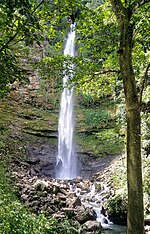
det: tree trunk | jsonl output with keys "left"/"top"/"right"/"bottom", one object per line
{"left": 119, "top": 13, "right": 145, "bottom": 234}
{"left": 126, "top": 105, "right": 144, "bottom": 234}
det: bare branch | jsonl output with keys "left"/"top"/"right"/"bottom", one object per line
{"left": 32, "top": 0, "right": 45, "bottom": 14}
{"left": 75, "top": 69, "right": 120, "bottom": 86}
{"left": 139, "top": 63, "right": 150, "bottom": 103}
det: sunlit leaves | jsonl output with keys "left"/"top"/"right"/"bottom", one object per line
{"left": 71, "top": 0, "right": 149, "bottom": 100}
{"left": 0, "top": 0, "right": 149, "bottom": 100}
{"left": 0, "top": 49, "right": 26, "bottom": 96}
{"left": 66, "top": 1, "right": 119, "bottom": 97}
{"left": 0, "top": 0, "right": 44, "bottom": 93}
{"left": 131, "top": 2, "right": 150, "bottom": 85}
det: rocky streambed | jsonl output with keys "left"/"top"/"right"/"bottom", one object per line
{"left": 11, "top": 151, "right": 150, "bottom": 234}
{"left": 10, "top": 154, "right": 128, "bottom": 234}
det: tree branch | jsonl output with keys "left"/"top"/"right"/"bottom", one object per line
{"left": 0, "top": 32, "right": 18, "bottom": 53}
{"left": 75, "top": 69, "right": 120, "bottom": 86}
{"left": 139, "top": 63, "right": 150, "bottom": 103}
{"left": 132, "top": 0, "right": 150, "bottom": 12}
{"left": 110, "top": 0, "right": 125, "bottom": 23}
{"left": 94, "top": 69, "right": 119, "bottom": 76}
{"left": 32, "top": 0, "right": 45, "bottom": 14}
{"left": 0, "top": 0, "right": 45, "bottom": 53}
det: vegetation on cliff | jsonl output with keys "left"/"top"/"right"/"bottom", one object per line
{"left": 0, "top": 0, "right": 149, "bottom": 233}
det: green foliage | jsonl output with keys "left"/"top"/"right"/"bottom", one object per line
{"left": 106, "top": 194, "right": 127, "bottom": 225}
{"left": 143, "top": 158, "right": 150, "bottom": 216}
{"left": 0, "top": 0, "right": 41, "bottom": 48}
{"left": 77, "top": 94, "right": 117, "bottom": 128}
{"left": 0, "top": 0, "right": 149, "bottom": 101}
{"left": 0, "top": 164, "right": 76, "bottom": 234}
{"left": 76, "top": 95, "right": 124, "bottom": 156}
{"left": 95, "top": 128, "right": 124, "bottom": 153}
{"left": 0, "top": 140, "right": 5, "bottom": 153}
{"left": 0, "top": 0, "right": 42, "bottom": 95}
{"left": 132, "top": 3, "right": 150, "bottom": 80}
{"left": 77, "top": 94, "right": 98, "bottom": 108}
{"left": 83, "top": 109, "right": 110, "bottom": 129}
{"left": 77, "top": 128, "right": 124, "bottom": 156}
{"left": 70, "top": 1, "right": 120, "bottom": 97}
{"left": 0, "top": 50, "right": 26, "bottom": 96}
{"left": 37, "top": 56, "right": 65, "bottom": 82}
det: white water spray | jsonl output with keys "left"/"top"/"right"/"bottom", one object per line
{"left": 56, "top": 24, "right": 77, "bottom": 179}
{"left": 68, "top": 182, "right": 126, "bottom": 233}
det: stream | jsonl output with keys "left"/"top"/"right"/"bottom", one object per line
{"left": 101, "top": 224, "right": 126, "bottom": 234}
{"left": 69, "top": 181, "right": 127, "bottom": 233}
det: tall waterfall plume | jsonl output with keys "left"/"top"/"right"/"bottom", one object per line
{"left": 56, "top": 24, "right": 77, "bottom": 179}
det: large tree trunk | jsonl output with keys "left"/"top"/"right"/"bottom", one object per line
{"left": 119, "top": 12, "right": 145, "bottom": 234}
{"left": 110, "top": 1, "right": 145, "bottom": 233}
{"left": 126, "top": 104, "right": 144, "bottom": 234}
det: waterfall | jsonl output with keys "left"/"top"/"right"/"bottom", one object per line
{"left": 68, "top": 182, "right": 126, "bottom": 233}
{"left": 55, "top": 23, "right": 77, "bottom": 179}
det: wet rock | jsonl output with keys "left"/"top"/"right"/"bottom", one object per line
{"left": 30, "top": 200, "right": 40, "bottom": 207}
{"left": 60, "top": 188, "right": 71, "bottom": 196}
{"left": 73, "top": 197, "right": 82, "bottom": 207}
{"left": 29, "top": 168, "right": 38, "bottom": 176}
{"left": 52, "top": 211, "right": 66, "bottom": 219}
{"left": 21, "top": 193, "right": 29, "bottom": 201}
{"left": 26, "top": 158, "right": 40, "bottom": 165}
{"left": 10, "top": 149, "right": 126, "bottom": 232}
{"left": 45, "top": 207, "right": 55, "bottom": 215}
{"left": 82, "top": 220, "right": 101, "bottom": 232}
{"left": 75, "top": 207, "right": 96, "bottom": 224}
{"left": 66, "top": 196, "right": 82, "bottom": 208}
{"left": 62, "top": 207, "right": 75, "bottom": 218}
{"left": 57, "top": 192, "right": 66, "bottom": 201}
{"left": 34, "top": 179, "right": 49, "bottom": 191}
{"left": 52, "top": 184, "right": 60, "bottom": 194}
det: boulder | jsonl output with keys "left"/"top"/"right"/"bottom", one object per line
{"left": 75, "top": 207, "right": 96, "bottom": 224}
{"left": 82, "top": 220, "right": 101, "bottom": 232}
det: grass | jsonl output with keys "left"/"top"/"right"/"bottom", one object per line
{"left": 76, "top": 128, "right": 124, "bottom": 156}
{"left": 75, "top": 96, "right": 124, "bottom": 156}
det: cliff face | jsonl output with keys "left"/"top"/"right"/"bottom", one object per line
{"left": 0, "top": 66, "right": 122, "bottom": 180}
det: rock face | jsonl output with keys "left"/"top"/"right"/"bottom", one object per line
{"left": 25, "top": 136, "right": 57, "bottom": 178}
{"left": 22, "top": 132, "right": 119, "bottom": 179}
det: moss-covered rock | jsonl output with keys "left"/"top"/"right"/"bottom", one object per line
{"left": 106, "top": 194, "right": 127, "bottom": 225}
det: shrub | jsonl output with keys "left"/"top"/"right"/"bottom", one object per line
{"left": 106, "top": 195, "right": 127, "bottom": 225}
{"left": 83, "top": 109, "right": 110, "bottom": 129}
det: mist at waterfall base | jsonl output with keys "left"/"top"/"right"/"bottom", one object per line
{"left": 55, "top": 23, "right": 77, "bottom": 180}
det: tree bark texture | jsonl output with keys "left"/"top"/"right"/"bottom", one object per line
{"left": 110, "top": 1, "right": 145, "bottom": 233}
{"left": 119, "top": 10, "right": 144, "bottom": 234}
